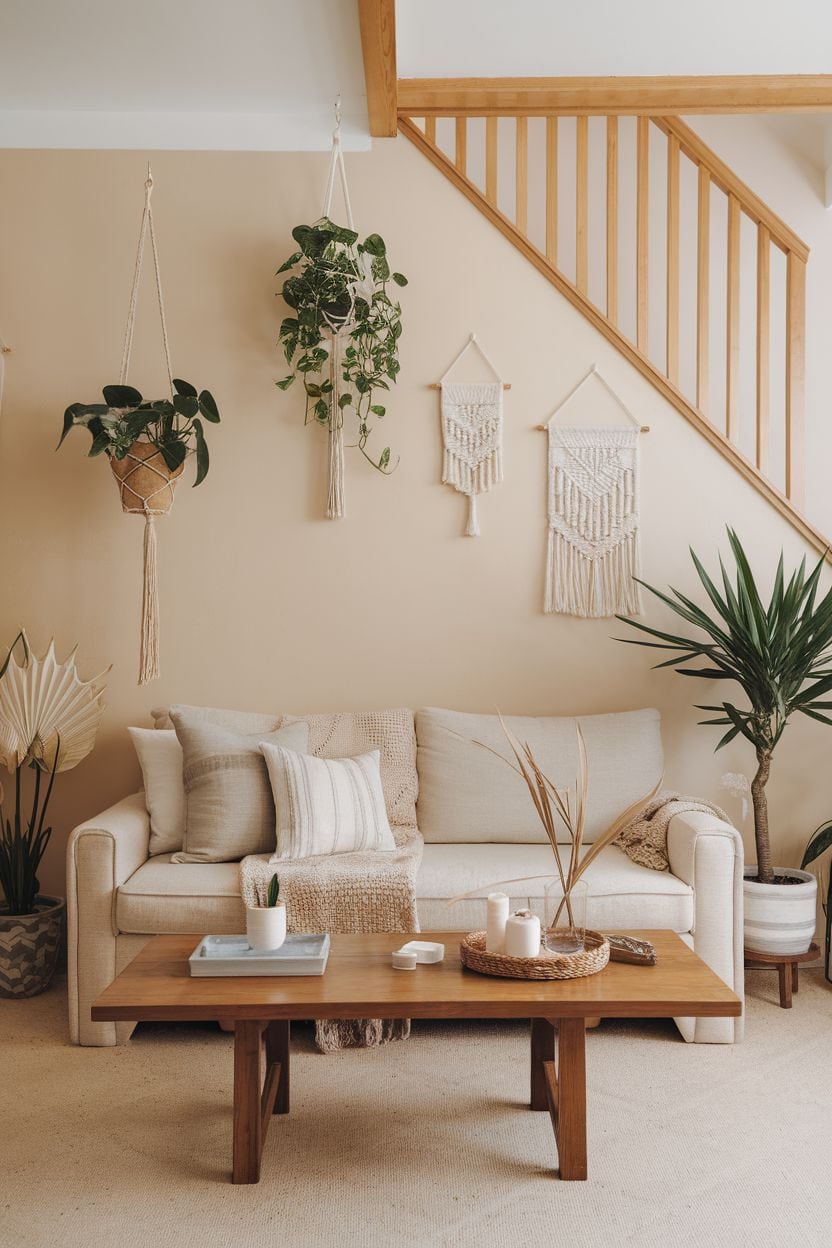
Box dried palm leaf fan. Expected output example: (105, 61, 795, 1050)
(58, 167, 221, 684)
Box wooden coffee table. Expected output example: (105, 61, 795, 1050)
(92, 929, 740, 1184)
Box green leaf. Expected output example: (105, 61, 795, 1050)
(362, 233, 386, 257)
(369, 404, 386, 417)
(275, 376, 295, 391)
(173, 393, 199, 419)
(57, 404, 83, 449)
(338, 393, 353, 409)
(266, 873, 280, 907)
(160, 440, 188, 473)
(391, 273, 408, 287)
(276, 252, 302, 274)
(192, 418, 209, 486)
(197, 390, 220, 423)
(172, 378, 197, 398)
(88, 431, 111, 457)
(379, 447, 391, 471)
(102, 384, 142, 408)
(802, 823, 832, 868)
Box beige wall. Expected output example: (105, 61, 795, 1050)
(0, 138, 829, 900)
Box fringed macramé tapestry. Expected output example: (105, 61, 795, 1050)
(543, 366, 644, 618)
(441, 381, 503, 536)
(437, 334, 505, 537)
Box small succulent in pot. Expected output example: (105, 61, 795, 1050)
(246, 873, 286, 952)
(58, 379, 221, 485)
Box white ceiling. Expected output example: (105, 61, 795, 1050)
(1, 1, 832, 153)
(397, 0, 832, 77)
(0, 0, 370, 150)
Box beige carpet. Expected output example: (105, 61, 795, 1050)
(4, 970, 832, 1248)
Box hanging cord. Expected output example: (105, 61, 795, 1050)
(320, 97, 353, 519)
(321, 95, 355, 229)
(0, 336, 9, 418)
(119, 165, 174, 395)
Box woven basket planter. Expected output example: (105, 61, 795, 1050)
(460, 929, 610, 980)
(109, 440, 184, 515)
(0, 896, 65, 998)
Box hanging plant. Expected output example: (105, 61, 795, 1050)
(57, 166, 222, 685)
(58, 379, 220, 485)
(276, 217, 407, 481)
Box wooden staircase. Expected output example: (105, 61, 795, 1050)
(399, 111, 829, 555)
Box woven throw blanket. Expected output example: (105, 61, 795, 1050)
(615, 791, 730, 872)
(240, 823, 423, 1052)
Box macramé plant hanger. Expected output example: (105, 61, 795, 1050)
(275, 99, 407, 520)
(58, 167, 221, 685)
(432, 334, 509, 537)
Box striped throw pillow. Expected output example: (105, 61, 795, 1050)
(260, 743, 396, 860)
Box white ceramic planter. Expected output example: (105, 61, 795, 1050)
(743, 867, 817, 955)
(246, 902, 287, 953)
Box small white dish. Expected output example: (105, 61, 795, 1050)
(398, 940, 445, 964)
(391, 950, 418, 970)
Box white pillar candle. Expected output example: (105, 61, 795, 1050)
(504, 910, 541, 959)
(486, 892, 510, 953)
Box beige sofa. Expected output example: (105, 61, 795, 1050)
(67, 706, 745, 1046)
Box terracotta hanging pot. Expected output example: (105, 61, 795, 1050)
(109, 440, 184, 516)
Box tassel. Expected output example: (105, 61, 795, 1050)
(138, 512, 160, 685)
(465, 493, 480, 537)
(327, 413, 345, 520)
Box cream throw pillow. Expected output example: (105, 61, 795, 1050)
(127, 727, 186, 856)
(170, 710, 309, 863)
(261, 743, 396, 860)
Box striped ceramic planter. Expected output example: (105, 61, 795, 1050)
(743, 868, 817, 956)
(0, 896, 65, 998)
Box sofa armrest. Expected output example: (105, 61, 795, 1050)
(66, 792, 150, 1045)
(667, 809, 745, 1043)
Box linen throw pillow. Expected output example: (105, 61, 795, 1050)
(127, 727, 186, 855)
(260, 743, 396, 860)
(170, 710, 309, 863)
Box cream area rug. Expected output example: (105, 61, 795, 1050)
(4, 972, 832, 1248)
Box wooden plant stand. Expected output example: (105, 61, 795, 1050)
(744, 943, 820, 1008)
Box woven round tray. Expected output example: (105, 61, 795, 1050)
(460, 930, 610, 980)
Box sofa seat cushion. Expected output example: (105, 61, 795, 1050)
(415, 843, 693, 933)
(116, 855, 245, 934)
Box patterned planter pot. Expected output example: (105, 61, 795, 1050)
(743, 868, 817, 956)
(0, 896, 65, 998)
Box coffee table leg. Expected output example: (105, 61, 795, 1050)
(266, 1020, 290, 1114)
(556, 1019, 587, 1181)
(530, 1018, 555, 1110)
(233, 1021, 264, 1184)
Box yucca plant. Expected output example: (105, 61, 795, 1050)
(617, 529, 832, 885)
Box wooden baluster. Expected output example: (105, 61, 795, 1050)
(486, 116, 498, 204)
(756, 225, 771, 475)
(606, 117, 618, 323)
(546, 117, 558, 266)
(666, 133, 680, 386)
(516, 116, 528, 234)
(576, 116, 588, 294)
(455, 116, 467, 175)
(786, 252, 806, 507)
(697, 165, 710, 415)
(726, 194, 741, 442)
(636, 116, 649, 352)
(424, 116, 436, 145)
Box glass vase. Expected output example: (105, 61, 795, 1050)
(543, 880, 588, 955)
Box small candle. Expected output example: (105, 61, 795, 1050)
(504, 909, 541, 958)
(486, 892, 510, 953)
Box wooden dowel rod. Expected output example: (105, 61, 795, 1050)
(536, 422, 649, 432)
(429, 382, 512, 390)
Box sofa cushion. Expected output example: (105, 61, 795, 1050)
(151, 704, 280, 733)
(415, 843, 693, 932)
(280, 708, 418, 827)
(128, 727, 186, 855)
(415, 707, 663, 844)
(116, 855, 245, 934)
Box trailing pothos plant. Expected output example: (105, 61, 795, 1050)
(58, 380, 221, 485)
(275, 217, 407, 473)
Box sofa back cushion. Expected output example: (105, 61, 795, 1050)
(415, 707, 663, 844)
(279, 709, 418, 828)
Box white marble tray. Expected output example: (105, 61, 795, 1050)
(189, 933, 330, 977)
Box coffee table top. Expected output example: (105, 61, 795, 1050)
(92, 931, 741, 1023)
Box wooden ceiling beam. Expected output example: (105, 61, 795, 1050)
(358, 0, 397, 137)
(398, 75, 832, 116)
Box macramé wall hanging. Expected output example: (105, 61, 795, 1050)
(431, 333, 509, 537)
(58, 167, 222, 685)
(276, 99, 407, 520)
(538, 365, 649, 619)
